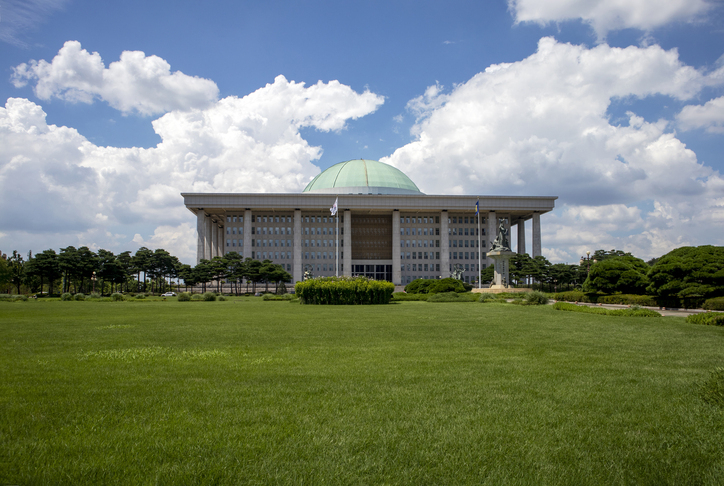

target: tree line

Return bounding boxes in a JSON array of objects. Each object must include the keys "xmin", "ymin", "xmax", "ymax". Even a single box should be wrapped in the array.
[
  {"xmin": 0, "ymin": 247, "xmax": 291, "ymax": 296},
  {"xmin": 479, "ymin": 246, "xmax": 723, "ymax": 307}
]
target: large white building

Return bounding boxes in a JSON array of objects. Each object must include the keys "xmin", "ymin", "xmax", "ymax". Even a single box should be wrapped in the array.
[{"xmin": 183, "ymin": 159, "xmax": 557, "ymax": 285}]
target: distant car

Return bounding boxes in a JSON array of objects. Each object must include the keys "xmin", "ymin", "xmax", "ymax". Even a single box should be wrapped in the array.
[{"xmin": 162, "ymin": 292, "xmax": 177, "ymax": 297}]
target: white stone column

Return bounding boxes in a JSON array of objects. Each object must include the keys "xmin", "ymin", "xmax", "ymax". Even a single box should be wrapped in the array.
[
  {"xmin": 343, "ymin": 210, "xmax": 352, "ymax": 276},
  {"xmin": 440, "ymin": 210, "xmax": 449, "ymax": 277},
  {"xmin": 486, "ymin": 211, "xmax": 497, "ymax": 266},
  {"xmin": 205, "ymin": 215, "xmax": 213, "ymax": 260},
  {"xmin": 392, "ymin": 210, "xmax": 401, "ymax": 285},
  {"xmin": 210, "ymin": 220, "xmax": 218, "ymax": 258},
  {"xmin": 196, "ymin": 211, "xmax": 206, "ymax": 265},
  {"xmin": 293, "ymin": 209, "xmax": 302, "ymax": 283},
  {"xmin": 217, "ymin": 224, "xmax": 224, "ymax": 256},
  {"xmin": 532, "ymin": 213, "xmax": 542, "ymax": 258},
  {"xmin": 243, "ymin": 210, "xmax": 252, "ymax": 259},
  {"xmin": 517, "ymin": 219, "xmax": 526, "ymax": 255}
]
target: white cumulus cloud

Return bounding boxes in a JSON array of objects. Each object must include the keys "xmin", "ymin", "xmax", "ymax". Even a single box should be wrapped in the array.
[
  {"xmin": 1, "ymin": 51, "xmax": 384, "ymax": 261},
  {"xmin": 11, "ymin": 40, "xmax": 220, "ymax": 115},
  {"xmin": 384, "ymin": 37, "xmax": 724, "ymax": 261},
  {"xmin": 509, "ymin": 0, "xmax": 712, "ymax": 40},
  {"xmin": 677, "ymin": 96, "xmax": 724, "ymax": 133}
]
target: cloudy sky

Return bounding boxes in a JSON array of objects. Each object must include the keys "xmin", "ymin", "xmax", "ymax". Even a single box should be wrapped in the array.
[{"xmin": 1, "ymin": 0, "xmax": 722, "ymax": 263}]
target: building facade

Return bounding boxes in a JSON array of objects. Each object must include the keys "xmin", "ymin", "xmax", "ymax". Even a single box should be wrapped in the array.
[{"xmin": 182, "ymin": 159, "xmax": 557, "ymax": 285}]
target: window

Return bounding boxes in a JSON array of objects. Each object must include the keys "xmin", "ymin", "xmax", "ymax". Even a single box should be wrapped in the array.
[
  {"xmin": 226, "ymin": 239, "xmax": 230, "ymax": 247},
  {"xmin": 436, "ymin": 240, "xmax": 440, "ymax": 248}
]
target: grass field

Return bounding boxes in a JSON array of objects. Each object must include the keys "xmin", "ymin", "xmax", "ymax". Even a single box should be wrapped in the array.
[{"xmin": 1, "ymin": 298, "xmax": 723, "ymax": 484}]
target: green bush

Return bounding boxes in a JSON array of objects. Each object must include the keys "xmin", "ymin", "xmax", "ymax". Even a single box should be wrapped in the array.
[
  {"xmin": 702, "ymin": 297, "xmax": 724, "ymax": 311},
  {"xmin": 89, "ymin": 292, "xmax": 101, "ymax": 299},
  {"xmin": 262, "ymin": 294, "xmax": 293, "ymax": 301},
  {"xmin": 404, "ymin": 279, "xmax": 434, "ymax": 294},
  {"xmin": 525, "ymin": 291, "xmax": 549, "ymax": 305},
  {"xmin": 74, "ymin": 293, "xmax": 86, "ymax": 301},
  {"xmin": 426, "ymin": 292, "xmax": 477, "ymax": 303},
  {"xmin": 177, "ymin": 292, "xmax": 191, "ymax": 302},
  {"xmin": 61, "ymin": 292, "xmax": 72, "ymax": 301},
  {"xmin": 218, "ymin": 296, "xmax": 227, "ymax": 301},
  {"xmin": 553, "ymin": 302, "xmax": 661, "ymax": 317},
  {"xmin": 428, "ymin": 278, "xmax": 466, "ymax": 294},
  {"xmin": 700, "ymin": 368, "xmax": 724, "ymax": 407},
  {"xmin": 295, "ymin": 276, "xmax": 395, "ymax": 305},
  {"xmin": 597, "ymin": 294, "xmax": 657, "ymax": 306},
  {"xmin": 552, "ymin": 291, "xmax": 589, "ymax": 303},
  {"xmin": 13, "ymin": 295, "xmax": 29, "ymax": 302},
  {"xmin": 134, "ymin": 294, "xmax": 145, "ymax": 300},
  {"xmin": 203, "ymin": 292, "xmax": 217, "ymax": 301},
  {"xmin": 391, "ymin": 292, "xmax": 429, "ymax": 301},
  {"xmin": 110, "ymin": 293, "xmax": 124, "ymax": 301},
  {"xmin": 686, "ymin": 313, "xmax": 724, "ymax": 326},
  {"xmin": 191, "ymin": 294, "xmax": 204, "ymax": 301}
]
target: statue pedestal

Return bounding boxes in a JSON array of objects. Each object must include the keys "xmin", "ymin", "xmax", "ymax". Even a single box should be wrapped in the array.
[{"xmin": 487, "ymin": 249, "xmax": 516, "ymax": 289}]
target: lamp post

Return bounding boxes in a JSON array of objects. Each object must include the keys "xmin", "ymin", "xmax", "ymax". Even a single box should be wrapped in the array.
[
  {"xmin": 553, "ymin": 278, "xmax": 558, "ymax": 293},
  {"xmin": 580, "ymin": 251, "xmax": 596, "ymax": 275},
  {"xmin": 91, "ymin": 271, "xmax": 97, "ymax": 294}
]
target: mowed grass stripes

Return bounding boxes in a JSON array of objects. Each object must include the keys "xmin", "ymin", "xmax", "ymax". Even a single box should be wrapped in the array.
[{"xmin": 1, "ymin": 299, "xmax": 723, "ymax": 485}]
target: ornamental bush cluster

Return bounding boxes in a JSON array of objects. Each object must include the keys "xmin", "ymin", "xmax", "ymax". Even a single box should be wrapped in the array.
[
  {"xmin": 404, "ymin": 278, "xmax": 466, "ymax": 295},
  {"xmin": 702, "ymin": 297, "xmax": 724, "ymax": 311},
  {"xmin": 686, "ymin": 313, "xmax": 724, "ymax": 326},
  {"xmin": 295, "ymin": 276, "xmax": 394, "ymax": 305},
  {"xmin": 553, "ymin": 301, "xmax": 661, "ymax": 317}
]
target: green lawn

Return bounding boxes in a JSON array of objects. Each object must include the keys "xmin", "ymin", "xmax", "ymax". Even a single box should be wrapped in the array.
[{"xmin": 1, "ymin": 299, "xmax": 723, "ymax": 485}]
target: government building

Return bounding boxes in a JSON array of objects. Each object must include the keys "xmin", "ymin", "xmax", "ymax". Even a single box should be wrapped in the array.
[{"xmin": 182, "ymin": 159, "xmax": 556, "ymax": 285}]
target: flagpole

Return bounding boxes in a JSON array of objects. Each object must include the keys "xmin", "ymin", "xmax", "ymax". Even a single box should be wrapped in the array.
[
  {"xmin": 336, "ymin": 202, "xmax": 339, "ymax": 277},
  {"xmin": 477, "ymin": 199, "xmax": 481, "ymax": 289}
]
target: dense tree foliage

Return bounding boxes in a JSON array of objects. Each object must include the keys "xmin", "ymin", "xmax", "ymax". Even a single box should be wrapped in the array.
[
  {"xmin": 647, "ymin": 246, "xmax": 724, "ymax": 300},
  {"xmin": 0, "ymin": 246, "xmax": 291, "ymax": 296},
  {"xmin": 583, "ymin": 255, "xmax": 650, "ymax": 294}
]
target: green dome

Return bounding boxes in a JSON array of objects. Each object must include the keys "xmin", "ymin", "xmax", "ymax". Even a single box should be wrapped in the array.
[{"xmin": 303, "ymin": 159, "xmax": 423, "ymax": 195}]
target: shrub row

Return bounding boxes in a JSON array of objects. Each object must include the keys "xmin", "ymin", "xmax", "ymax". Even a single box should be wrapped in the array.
[
  {"xmin": 686, "ymin": 312, "xmax": 724, "ymax": 326},
  {"xmin": 703, "ymin": 297, "xmax": 724, "ymax": 311},
  {"xmin": 553, "ymin": 302, "xmax": 661, "ymax": 317},
  {"xmin": 404, "ymin": 278, "xmax": 468, "ymax": 295},
  {"xmin": 597, "ymin": 294, "xmax": 657, "ymax": 306},
  {"xmin": 295, "ymin": 276, "xmax": 394, "ymax": 305},
  {"xmin": 262, "ymin": 293, "xmax": 294, "ymax": 301}
]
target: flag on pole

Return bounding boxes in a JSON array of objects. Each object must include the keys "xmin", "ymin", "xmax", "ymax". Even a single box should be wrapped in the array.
[
  {"xmin": 330, "ymin": 197, "xmax": 338, "ymax": 216},
  {"xmin": 475, "ymin": 199, "xmax": 479, "ymax": 215}
]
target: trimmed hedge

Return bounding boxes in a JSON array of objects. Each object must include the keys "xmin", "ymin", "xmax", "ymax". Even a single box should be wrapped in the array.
[
  {"xmin": 553, "ymin": 302, "xmax": 661, "ymax": 317},
  {"xmin": 177, "ymin": 292, "xmax": 191, "ymax": 302},
  {"xmin": 405, "ymin": 278, "xmax": 467, "ymax": 295},
  {"xmin": 295, "ymin": 276, "xmax": 394, "ymax": 305},
  {"xmin": 552, "ymin": 291, "xmax": 590, "ymax": 302},
  {"xmin": 686, "ymin": 313, "xmax": 724, "ymax": 326},
  {"xmin": 597, "ymin": 294, "xmax": 658, "ymax": 306},
  {"xmin": 262, "ymin": 293, "xmax": 294, "ymax": 301},
  {"xmin": 703, "ymin": 297, "xmax": 724, "ymax": 311}
]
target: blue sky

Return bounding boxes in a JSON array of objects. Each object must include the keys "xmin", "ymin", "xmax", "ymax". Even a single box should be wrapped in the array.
[{"xmin": 1, "ymin": 0, "xmax": 722, "ymax": 263}]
